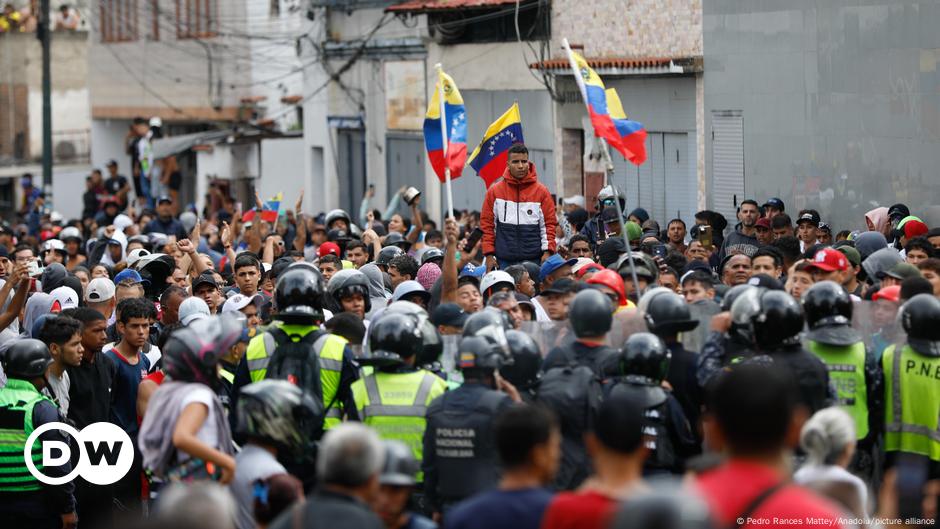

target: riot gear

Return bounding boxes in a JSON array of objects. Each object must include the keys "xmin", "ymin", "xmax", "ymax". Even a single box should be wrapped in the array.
[
  {"xmin": 462, "ymin": 307, "xmax": 511, "ymax": 352},
  {"xmin": 456, "ymin": 336, "xmax": 509, "ymax": 372},
  {"xmin": 501, "ymin": 330, "xmax": 542, "ymax": 392},
  {"xmin": 383, "ymin": 232, "xmax": 412, "ymax": 251},
  {"xmin": 901, "ymin": 293, "xmax": 940, "ymax": 355},
  {"xmin": 619, "ymin": 332, "xmax": 670, "ymax": 383},
  {"xmin": 163, "ymin": 314, "xmax": 243, "ymax": 390},
  {"xmin": 382, "ymin": 301, "xmax": 443, "ymax": 366},
  {"xmin": 367, "ymin": 312, "xmax": 422, "ymax": 366},
  {"xmin": 1, "ymin": 339, "xmax": 52, "ymax": 379},
  {"xmin": 236, "ymin": 380, "xmax": 322, "ymax": 460},
  {"xmin": 803, "ymin": 280, "xmax": 860, "ymax": 347},
  {"xmin": 731, "ymin": 288, "xmax": 804, "ymax": 350},
  {"xmin": 641, "ymin": 290, "xmax": 699, "ymax": 336},
  {"xmin": 376, "ymin": 246, "xmax": 405, "ymax": 268},
  {"xmin": 327, "ymin": 269, "xmax": 372, "ymax": 313},
  {"xmin": 325, "ymin": 209, "xmax": 351, "ymax": 230},
  {"xmin": 421, "ymin": 247, "xmax": 444, "ymax": 266},
  {"xmin": 569, "ymin": 289, "xmax": 613, "ymax": 338},
  {"xmin": 720, "ymin": 284, "xmax": 756, "ymax": 312},
  {"xmin": 380, "ymin": 440, "xmax": 420, "ymax": 486},
  {"xmin": 275, "ymin": 265, "xmax": 326, "ymax": 324}
]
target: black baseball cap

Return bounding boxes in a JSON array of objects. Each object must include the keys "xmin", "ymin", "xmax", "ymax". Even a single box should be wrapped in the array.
[
  {"xmin": 157, "ymin": 195, "xmax": 173, "ymax": 204},
  {"xmin": 887, "ymin": 203, "xmax": 910, "ymax": 222},
  {"xmin": 431, "ymin": 303, "xmax": 469, "ymax": 328},
  {"xmin": 762, "ymin": 197, "xmax": 785, "ymax": 211},
  {"xmin": 106, "ymin": 159, "xmax": 118, "ymax": 167},
  {"xmin": 600, "ymin": 206, "xmax": 622, "ymax": 224},
  {"xmin": 797, "ymin": 212, "xmax": 820, "ymax": 226},
  {"xmin": 192, "ymin": 272, "xmax": 218, "ymax": 290},
  {"xmin": 541, "ymin": 277, "xmax": 578, "ymax": 296},
  {"xmin": 746, "ymin": 274, "xmax": 784, "ymax": 291}
]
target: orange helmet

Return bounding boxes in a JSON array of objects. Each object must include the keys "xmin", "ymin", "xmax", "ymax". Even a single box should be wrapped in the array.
[{"xmin": 586, "ymin": 269, "xmax": 626, "ymax": 307}]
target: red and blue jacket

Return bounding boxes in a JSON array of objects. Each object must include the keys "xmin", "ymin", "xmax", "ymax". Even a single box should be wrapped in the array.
[{"xmin": 481, "ymin": 163, "xmax": 557, "ymax": 262}]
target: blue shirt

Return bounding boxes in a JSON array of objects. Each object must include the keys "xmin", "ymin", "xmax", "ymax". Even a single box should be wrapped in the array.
[
  {"xmin": 105, "ymin": 348, "xmax": 151, "ymax": 437},
  {"xmin": 444, "ymin": 488, "xmax": 554, "ymax": 529}
]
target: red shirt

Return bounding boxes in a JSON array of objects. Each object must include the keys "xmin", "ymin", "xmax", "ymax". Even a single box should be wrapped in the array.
[
  {"xmin": 695, "ymin": 459, "xmax": 845, "ymax": 529},
  {"xmin": 540, "ymin": 490, "xmax": 616, "ymax": 529}
]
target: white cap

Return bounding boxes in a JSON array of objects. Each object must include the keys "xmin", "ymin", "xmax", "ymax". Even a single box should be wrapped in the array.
[
  {"xmin": 562, "ymin": 195, "xmax": 585, "ymax": 208},
  {"xmin": 149, "ymin": 116, "xmax": 163, "ymax": 128},
  {"xmin": 113, "ymin": 214, "xmax": 134, "ymax": 232},
  {"xmin": 50, "ymin": 286, "xmax": 79, "ymax": 310},
  {"xmin": 222, "ymin": 293, "xmax": 263, "ymax": 314},
  {"xmin": 85, "ymin": 277, "xmax": 116, "ymax": 303},
  {"xmin": 179, "ymin": 297, "xmax": 211, "ymax": 325},
  {"xmin": 42, "ymin": 239, "xmax": 65, "ymax": 252},
  {"xmin": 126, "ymin": 248, "xmax": 151, "ymax": 268}
]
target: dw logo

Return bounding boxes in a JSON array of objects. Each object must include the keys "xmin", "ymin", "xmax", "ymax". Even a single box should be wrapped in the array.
[{"xmin": 24, "ymin": 422, "xmax": 134, "ymax": 485}]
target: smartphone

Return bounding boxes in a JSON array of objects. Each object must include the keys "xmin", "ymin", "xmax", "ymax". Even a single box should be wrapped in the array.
[
  {"xmin": 27, "ymin": 258, "xmax": 43, "ymax": 278},
  {"xmin": 463, "ymin": 228, "xmax": 484, "ymax": 252},
  {"xmin": 700, "ymin": 225, "xmax": 713, "ymax": 249},
  {"xmin": 653, "ymin": 244, "xmax": 668, "ymax": 258}
]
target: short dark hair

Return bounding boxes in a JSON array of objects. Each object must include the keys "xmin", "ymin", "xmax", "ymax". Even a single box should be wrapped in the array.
[
  {"xmin": 917, "ymin": 258, "xmax": 940, "ymax": 276},
  {"xmin": 318, "ymin": 254, "xmax": 342, "ymax": 268},
  {"xmin": 660, "ymin": 266, "xmax": 679, "ymax": 280},
  {"xmin": 681, "ymin": 270, "xmax": 714, "ymax": 289},
  {"xmin": 494, "ymin": 404, "xmax": 557, "ymax": 469},
  {"xmin": 325, "ymin": 313, "xmax": 366, "ymax": 345},
  {"xmin": 14, "ymin": 243, "xmax": 34, "ymax": 256},
  {"xmin": 770, "ymin": 236, "xmax": 801, "ymax": 264},
  {"xmin": 60, "ymin": 307, "xmax": 107, "ymax": 324},
  {"xmin": 667, "ymin": 218, "xmax": 686, "ymax": 229},
  {"xmin": 568, "ymin": 234, "xmax": 590, "ymax": 247},
  {"xmin": 388, "ymin": 254, "xmax": 419, "ymax": 279},
  {"xmin": 38, "ymin": 316, "xmax": 82, "ymax": 348},
  {"xmin": 706, "ymin": 364, "xmax": 799, "ymax": 456},
  {"xmin": 753, "ymin": 247, "xmax": 783, "ymax": 269},
  {"xmin": 592, "ymin": 392, "xmax": 645, "ymax": 454},
  {"xmin": 117, "ymin": 297, "xmax": 155, "ymax": 324},
  {"xmin": 508, "ymin": 143, "xmax": 528, "ymax": 156},
  {"xmin": 904, "ymin": 236, "xmax": 934, "ymax": 258},
  {"xmin": 425, "ymin": 230, "xmax": 443, "ymax": 243},
  {"xmin": 159, "ymin": 285, "xmax": 188, "ymax": 307},
  {"xmin": 234, "ymin": 252, "xmax": 261, "ymax": 273},
  {"xmin": 344, "ymin": 240, "xmax": 367, "ymax": 255},
  {"xmin": 901, "ymin": 277, "xmax": 934, "ymax": 301},
  {"xmin": 504, "ymin": 264, "xmax": 528, "ymax": 286},
  {"xmin": 663, "ymin": 250, "xmax": 687, "ymax": 274},
  {"xmin": 739, "ymin": 199, "xmax": 759, "ymax": 210},
  {"xmin": 771, "ymin": 213, "xmax": 792, "ymax": 230}
]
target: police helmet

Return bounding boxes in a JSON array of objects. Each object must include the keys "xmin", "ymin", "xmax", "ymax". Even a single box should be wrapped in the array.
[
  {"xmin": 619, "ymin": 332, "xmax": 670, "ymax": 384},
  {"xmin": 376, "ymin": 246, "xmax": 405, "ymax": 268},
  {"xmin": 275, "ymin": 265, "xmax": 326, "ymax": 323},
  {"xmin": 383, "ymin": 232, "xmax": 412, "ymax": 252},
  {"xmin": 480, "ymin": 270, "xmax": 516, "ymax": 299},
  {"xmin": 380, "ymin": 440, "xmax": 420, "ymax": 486},
  {"xmin": 325, "ymin": 209, "xmax": 351, "ymax": 230},
  {"xmin": 569, "ymin": 289, "xmax": 613, "ymax": 338},
  {"xmin": 500, "ymin": 330, "xmax": 542, "ymax": 390},
  {"xmin": 901, "ymin": 293, "xmax": 940, "ymax": 356},
  {"xmin": 720, "ymin": 284, "xmax": 756, "ymax": 312},
  {"xmin": 462, "ymin": 307, "xmax": 511, "ymax": 353},
  {"xmin": 327, "ymin": 269, "xmax": 372, "ymax": 314},
  {"xmin": 802, "ymin": 281, "xmax": 852, "ymax": 329},
  {"xmin": 367, "ymin": 312, "xmax": 423, "ymax": 365},
  {"xmin": 237, "ymin": 380, "xmax": 322, "ymax": 459},
  {"xmin": 1, "ymin": 339, "xmax": 52, "ymax": 380},
  {"xmin": 382, "ymin": 301, "xmax": 442, "ymax": 366},
  {"xmin": 456, "ymin": 335, "xmax": 508, "ymax": 372},
  {"xmin": 641, "ymin": 290, "xmax": 699, "ymax": 336},
  {"xmin": 420, "ymin": 247, "xmax": 444, "ymax": 267},
  {"xmin": 732, "ymin": 289, "xmax": 804, "ymax": 350},
  {"xmin": 163, "ymin": 314, "xmax": 243, "ymax": 390}
]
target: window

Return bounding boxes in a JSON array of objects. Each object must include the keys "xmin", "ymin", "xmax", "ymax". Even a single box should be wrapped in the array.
[
  {"xmin": 270, "ymin": 0, "xmax": 280, "ymax": 18},
  {"xmin": 148, "ymin": 0, "xmax": 159, "ymax": 40},
  {"xmin": 176, "ymin": 0, "xmax": 217, "ymax": 39},
  {"xmin": 100, "ymin": 0, "xmax": 138, "ymax": 43}
]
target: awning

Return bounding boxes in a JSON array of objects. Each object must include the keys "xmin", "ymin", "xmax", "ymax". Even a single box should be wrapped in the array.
[
  {"xmin": 151, "ymin": 130, "xmax": 233, "ymax": 159},
  {"xmin": 387, "ymin": 0, "xmax": 520, "ymax": 13},
  {"xmin": 530, "ymin": 56, "xmax": 702, "ymax": 75}
]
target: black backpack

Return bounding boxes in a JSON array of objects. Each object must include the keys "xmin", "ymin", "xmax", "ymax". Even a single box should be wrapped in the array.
[
  {"xmin": 536, "ymin": 363, "xmax": 605, "ymax": 489},
  {"xmin": 264, "ymin": 327, "xmax": 330, "ymax": 437}
]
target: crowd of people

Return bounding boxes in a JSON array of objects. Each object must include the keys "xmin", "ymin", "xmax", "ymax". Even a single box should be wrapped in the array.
[{"xmin": 0, "ymin": 140, "xmax": 939, "ymax": 529}]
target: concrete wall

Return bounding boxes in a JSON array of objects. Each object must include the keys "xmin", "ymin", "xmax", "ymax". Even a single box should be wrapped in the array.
[
  {"xmin": 257, "ymin": 137, "xmax": 305, "ymax": 202},
  {"xmin": 246, "ymin": 0, "xmax": 303, "ymax": 131},
  {"xmin": 704, "ymin": 0, "xmax": 940, "ymax": 231},
  {"xmin": 552, "ymin": 0, "xmax": 703, "ymax": 58}
]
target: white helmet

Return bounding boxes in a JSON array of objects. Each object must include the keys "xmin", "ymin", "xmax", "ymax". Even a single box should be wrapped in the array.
[{"xmin": 480, "ymin": 270, "xmax": 516, "ymax": 298}]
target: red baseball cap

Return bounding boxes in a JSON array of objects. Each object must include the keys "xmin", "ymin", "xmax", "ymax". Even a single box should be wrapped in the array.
[
  {"xmin": 903, "ymin": 219, "xmax": 928, "ymax": 239},
  {"xmin": 318, "ymin": 242, "xmax": 341, "ymax": 258},
  {"xmin": 806, "ymin": 247, "xmax": 848, "ymax": 272},
  {"xmin": 872, "ymin": 285, "xmax": 901, "ymax": 302},
  {"xmin": 755, "ymin": 217, "xmax": 772, "ymax": 230}
]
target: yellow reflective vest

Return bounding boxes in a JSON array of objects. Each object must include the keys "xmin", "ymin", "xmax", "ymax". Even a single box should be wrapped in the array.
[{"xmin": 883, "ymin": 344, "xmax": 940, "ymax": 461}]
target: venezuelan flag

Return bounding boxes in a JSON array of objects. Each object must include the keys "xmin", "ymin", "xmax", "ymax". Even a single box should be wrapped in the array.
[
  {"xmin": 605, "ymin": 88, "xmax": 647, "ymax": 165},
  {"xmin": 570, "ymin": 52, "xmax": 621, "ymax": 154},
  {"xmin": 467, "ymin": 103, "xmax": 524, "ymax": 188},
  {"xmin": 423, "ymin": 70, "xmax": 468, "ymax": 182},
  {"xmin": 241, "ymin": 192, "xmax": 283, "ymax": 223}
]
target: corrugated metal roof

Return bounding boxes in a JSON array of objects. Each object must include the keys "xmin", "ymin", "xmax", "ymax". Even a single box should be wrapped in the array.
[
  {"xmin": 529, "ymin": 56, "xmax": 703, "ymax": 74},
  {"xmin": 386, "ymin": 0, "xmax": 518, "ymax": 13}
]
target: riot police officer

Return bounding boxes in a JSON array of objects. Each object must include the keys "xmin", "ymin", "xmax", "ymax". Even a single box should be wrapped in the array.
[
  {"xmin": 0, "ymin": 339, "xmax": 77, "ymax": 528},
  {"xmin": 731, "ymin": 288, "xmax": 831, "ymax": 412},
  {"xmin": 542, "ymin": 288, "xmax": 618, "ymax": 374},
  {"xmin": 350, "ymin": 313, "xmax": 447, "ymax": 483},
  {"xmin": 883, "ymin": 294, "xmax": 940, "ymax": 477},
  {"xmin": 500, "ymin": 330, "xmax": 542, "ymax": 402},
  {"xmin": 239, "ymin": 263, "xmax": 358, "ymax": 431},
  {"xmin": 422, "ymin": 335, "xmax": 516, "ymax": 517},
  {"xmin": 608, "ymin": 333, "xmax": 697, "ymax": 475},
  {"xmin": 696, "ymin": 284, "xmax": 760, "ymax": 389},
  {"xmin": 803, "ymin": 280, "xmax": 883, "ymax": 480}
]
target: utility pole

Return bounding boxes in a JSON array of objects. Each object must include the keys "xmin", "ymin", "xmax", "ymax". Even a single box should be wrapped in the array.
[{"xmin": 38, "ymin": 0, "xmax": 52, "ymax": 190}]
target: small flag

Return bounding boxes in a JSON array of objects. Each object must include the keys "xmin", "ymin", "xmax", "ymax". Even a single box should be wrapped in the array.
[
  {"xmin": 423, "ymin": 69, "xmax": 468, "ymax": 182},
  {"xmin": 242, "ymin": 192, "xmax": 283, "ymax": 223},
  {"xmin": 467, "ymin": 103, "xmax": 524, "ymax": 188},
  {"xmin": 604, "ymin": 88, "xmax": 647, "ymax": 165}
]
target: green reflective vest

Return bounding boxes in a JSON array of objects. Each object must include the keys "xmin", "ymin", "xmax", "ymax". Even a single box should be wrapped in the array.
[
  {"xmin": 0, "ymin": 379, "xmax": 53, "ymax": 492},
  {"xmin": 245, "ymin": 322, "xmax": 348, "ymax": 429},
  {"xmin": 808, "ymin": 340, "xmax": 869, "ymax": 439},
  {"xmin": 351, "ymin": 370, "xmax": 447, "ymax": 482},
  {"xmin": 883, "ymin": 344, "xmax": 940, "ymax": 461}
]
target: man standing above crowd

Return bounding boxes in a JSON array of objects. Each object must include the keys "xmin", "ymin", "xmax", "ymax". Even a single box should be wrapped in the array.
[
  {"xmin": 718, "ymin": 199, "xmax": 760, "ymax": 261},
  {"xmin": 481, "ymin": 144, "xmax": 557, "ymax": 270}
]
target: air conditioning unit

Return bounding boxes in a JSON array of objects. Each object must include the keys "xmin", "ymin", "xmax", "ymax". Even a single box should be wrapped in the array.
[{"xmin": 54, "ymin": 140, "xmax": 76, "ymax": 161}]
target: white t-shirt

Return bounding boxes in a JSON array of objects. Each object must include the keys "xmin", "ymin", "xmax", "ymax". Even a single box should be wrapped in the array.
[
  {"xmin": 44, "ymin": 370, "xmax": 70, "ymax": 416},
  {"xmin": 531, "ymin": 296, "xmax": 552, "ymax": 322},
  {"xmin": 176, "ymin": 386, "xmax": 220, "ymax": 462}
]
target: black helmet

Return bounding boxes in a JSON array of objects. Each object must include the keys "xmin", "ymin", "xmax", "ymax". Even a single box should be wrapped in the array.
[
  {"xmin": 420, "ymin": 248, "xmax": 444, "ymax": 266},
  {"xmin": 802, "ymin": 281, "xmax": 860, "ymax": 347},
  {"xmin": 720, "ymin": 284, "xmax": 756, "ymax": 312},
  {"xmin": 641, "ymin": 290, "xmax": 699, "ymax": 336},
  {"xmin": 376, "ymin": 246, "xmax": 404, "ymax": 268},
  {"xmin": 367, "ymin": 312, "xmax": 422, "ymax": 365},
  {"xmin": 619, "ymin": 332, "xmax": 670, "ymax": 383},
  {"xmin": 732, "ymin": 289, "xmax": 804, "ymax": 350},
  {"xmin": 327, "ymin": 269, "xmax": 372, "ymax": 314},
  {"xmin": 275, "ymin": 265, "xmax": 325, "ymax": 324},
  {"xmin": 462, "ymin": 307, "xmax": 510, "ymax": 353},
  {"xmin": 383, "ymin": 301, "xmax": 442, "ymax": 366},
  {"xmin": 1, "ymin": 339, "xmax": 52, "ymax": 379},
  {"xmin": 380, "ymin": 440, "xmax": 420, "ymax": 486},
  {"xmin": 237, "ymin": 380, "xmax": 322, "ymax": 459},
  {"xmin": 500, "ymin": 330, "xmax": 542, "ymax": 389},
  {"xmin": 163, "ymin": 314, "xmax": 243, "ymax": 390},
  {"xmin": 325, "ymin": 209, "xmax": 351, "ymax": 230},
  {"xmin": 136, "ymin": 253, "xmax": 176, "ymax": 300},
  {"xmin": 901, "ymin": 294, "xmax": 940, "ymax": 356},
  {"xmin": 456, "ymin": 335, "xmax": 508, "ymax": 372},
  {"xmin": 383, "ymin": 232, "xmax": 412, "ymax": 251},
  {"xmin": 569, "ymin": 289, "xmax": 613, "ymax": 338}
]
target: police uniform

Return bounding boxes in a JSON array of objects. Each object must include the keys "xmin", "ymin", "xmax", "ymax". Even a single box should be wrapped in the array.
[{"xmin": 883, "ymin": 343, "xmax": 940, "ymax": 470}]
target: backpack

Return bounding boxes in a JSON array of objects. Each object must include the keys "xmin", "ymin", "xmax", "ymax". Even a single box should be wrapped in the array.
[
  {"xmin": 536, "ymin": 363, "xmax": 605, "ymax": 489},
  {"xmin": 264, "ymin": 327, "xmax": 330, "ymax": 436}
]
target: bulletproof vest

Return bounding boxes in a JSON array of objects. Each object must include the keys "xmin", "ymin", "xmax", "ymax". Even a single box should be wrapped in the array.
[
  {"xmin": 807, "ymin": 340, "xmax": 869, "ymax": 439},
  {"xmin": 427, "ymin": 389, "xmax": 507, "ymax": 503},
  {"xmin": 883, "ymin": 344, "xmax": 940, "ymax": 462},
  {"xmin": 608, "ymin": 379, "xmax": 676, "ymax": 474}
]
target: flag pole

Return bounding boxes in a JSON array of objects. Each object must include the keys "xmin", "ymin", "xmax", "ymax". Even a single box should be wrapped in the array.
[
  {"xmin": 561, "ymin": 38, "xmax": 641, "ymax": 298},
  {"xmin": 436, "ymin": 63, "xmax": 455, "ymax": 220}
]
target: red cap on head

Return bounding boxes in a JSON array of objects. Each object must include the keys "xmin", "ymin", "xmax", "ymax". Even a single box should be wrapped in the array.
[
  {"xmin": 317, "ymin": 242, "xmax": 340, "ymax": 258},
  {"xmin": 806, "ymin": 248, "xmax": 848, "ymax": 272}
]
